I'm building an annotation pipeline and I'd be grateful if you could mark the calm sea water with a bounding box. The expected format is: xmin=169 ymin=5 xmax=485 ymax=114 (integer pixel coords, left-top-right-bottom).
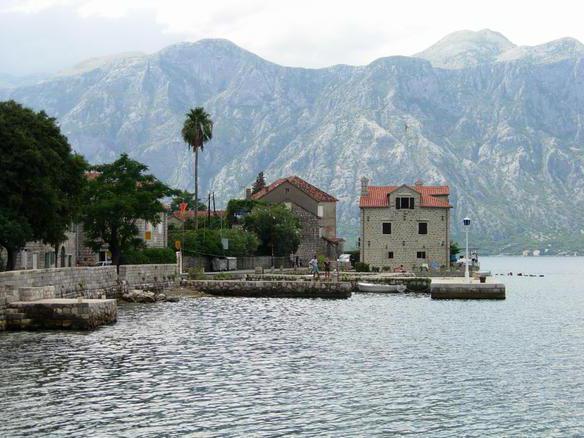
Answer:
xmin=1 ymin=257 xmax=583 ymax=437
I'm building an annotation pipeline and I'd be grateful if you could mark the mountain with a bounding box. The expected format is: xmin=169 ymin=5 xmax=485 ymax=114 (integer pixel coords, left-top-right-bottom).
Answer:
xmin=3 ymin=31 xmax=584 ymax=254
xmin=415 ymin=29 xmax=516 ymax=69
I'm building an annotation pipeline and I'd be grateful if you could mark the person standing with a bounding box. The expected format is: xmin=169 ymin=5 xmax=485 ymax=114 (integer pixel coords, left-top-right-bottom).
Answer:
xmin=324 ymin=258 xmax=331 ymax=280
xmin=309 ymin=255 xmax=320 ymax=280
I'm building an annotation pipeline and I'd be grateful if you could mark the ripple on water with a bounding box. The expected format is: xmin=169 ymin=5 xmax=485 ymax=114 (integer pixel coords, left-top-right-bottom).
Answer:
xmin=1 ymin=257 xmax=584 ymax=436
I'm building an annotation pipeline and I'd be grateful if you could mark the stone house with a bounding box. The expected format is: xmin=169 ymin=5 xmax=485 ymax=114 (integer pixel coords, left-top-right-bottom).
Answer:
xmin=250 ymin=176 xmax=344 ymax=263
xmin=359 ymin=178 xmax=451 ymax=270
xmin=9 ymin=215 xmax=168 ymax=270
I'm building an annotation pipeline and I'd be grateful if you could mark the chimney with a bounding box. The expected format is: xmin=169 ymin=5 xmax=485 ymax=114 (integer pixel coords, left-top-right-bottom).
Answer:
xmin=415 ymin=179 xmax=423 ymax=187
xmin=245 ymin=188 xmax=252 ymax=200
xmin=360 ymin=177 xmax=369 ymax=196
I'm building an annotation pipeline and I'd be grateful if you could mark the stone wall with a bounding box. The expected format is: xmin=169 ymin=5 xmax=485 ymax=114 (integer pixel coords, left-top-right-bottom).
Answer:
xmin=0 ymin=264 xmax=178 ymax=301
xmin=118 ymin=264 xmax=178 ymax=288
xmin=0 ymin=288 xmax=6 ymax=331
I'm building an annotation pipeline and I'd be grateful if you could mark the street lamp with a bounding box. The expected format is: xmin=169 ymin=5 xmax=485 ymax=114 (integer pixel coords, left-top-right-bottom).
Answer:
xmin=463 ymin=217 xmax=471 ymax=284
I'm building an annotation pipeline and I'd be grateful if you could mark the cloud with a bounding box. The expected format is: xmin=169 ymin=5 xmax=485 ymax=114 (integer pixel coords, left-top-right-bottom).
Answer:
xmin=2 ymin=0 xmax=584 ymax=75
xmin=0 ymin=5 xmax=187 ymax=75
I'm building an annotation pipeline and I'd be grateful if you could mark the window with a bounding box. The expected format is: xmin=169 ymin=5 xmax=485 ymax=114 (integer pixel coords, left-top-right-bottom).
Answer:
xmin=317 ymin=205 xmax=324 ymax=218
xmin=388 ymin=251 xmax=394 ymax=259
xmin=382 ymin=222 xmax=391 ymax=234
xmin=418 ymin=222 xmax=428 ymax=234
xmin=367 ymin=241 xmax=371 ymax=248
xmin=417 ymin=251 xmax=426 ymax=259
xmin=396 ymin=197 xmax=415 ymax=209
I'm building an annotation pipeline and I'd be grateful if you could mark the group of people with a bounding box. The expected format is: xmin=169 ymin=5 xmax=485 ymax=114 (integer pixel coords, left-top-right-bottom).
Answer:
xmin=308 ymin=255 xmax=333 ymax=280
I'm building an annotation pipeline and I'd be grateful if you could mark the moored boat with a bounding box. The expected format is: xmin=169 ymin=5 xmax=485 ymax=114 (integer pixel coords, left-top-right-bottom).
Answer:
xmin=357 ymin=282 xmax=407 ymax=293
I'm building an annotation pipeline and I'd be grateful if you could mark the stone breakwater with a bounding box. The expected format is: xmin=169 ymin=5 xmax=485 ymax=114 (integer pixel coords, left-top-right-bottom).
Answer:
xmin=1 ymin=285 xmax=117 ymax=330
xmin=7 ymin=299 xmax=117 ymax=330
xmin=186 ymin=280 xmax=352 ymax=299
xmin=0 ymin=264 xmax=178 ymax=331
xmin=243 ymin=274 xmax=432 ymax=292
xmin=431 ymin=283 xmax=506 ymax=300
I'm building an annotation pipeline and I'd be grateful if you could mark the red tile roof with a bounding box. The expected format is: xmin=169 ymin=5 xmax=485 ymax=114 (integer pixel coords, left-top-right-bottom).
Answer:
xmin=252 ymin=176 xmax=338 ymax=202
xmin=360 ymin=185 xmax=451 ymax=208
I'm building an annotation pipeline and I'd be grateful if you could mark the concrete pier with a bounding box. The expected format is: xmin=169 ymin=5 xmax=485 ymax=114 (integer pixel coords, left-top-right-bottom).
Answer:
xmin=431 ymin=282 xmax=506 ymax=300
xmin=186 ymin=280 xmax=352 ymax=299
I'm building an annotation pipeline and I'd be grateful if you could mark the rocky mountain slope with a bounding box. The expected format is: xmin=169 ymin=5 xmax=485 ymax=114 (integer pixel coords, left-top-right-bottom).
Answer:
xmin=3 ymin=30 xmax=584 ymax=254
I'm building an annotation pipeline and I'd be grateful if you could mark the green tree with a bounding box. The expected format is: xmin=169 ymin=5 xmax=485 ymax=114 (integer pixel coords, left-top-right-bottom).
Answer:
xmin=181 ymin=107 xmax=213 ymax=230
xmin=450 ymin=241 xmax=462 ymax=258
xmin=81 ymin=154 xmax=173 ymax=271
xmin=243 ymin=204 xmax=301 ymax=257
xmin=170 ymin=189 xmax=206 ymax=212
xmin=252 ymin=171 xmax=267 ymax=194
xmin=169 ymin=228 xmax=259 ymax=257
xmin=225 ymin=199 xmax=264 ymax=227
xmin=0 ymin=100 xmax=87 ymax=270
xmin=43 ymin=153 xmax=87 ymax=267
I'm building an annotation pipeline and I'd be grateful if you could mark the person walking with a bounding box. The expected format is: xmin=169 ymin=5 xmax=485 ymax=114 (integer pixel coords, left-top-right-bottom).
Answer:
xmin=309 ymin=255 xmax=320 ymax=280
xmin=324 ymin=258 xmax=331 ymax=280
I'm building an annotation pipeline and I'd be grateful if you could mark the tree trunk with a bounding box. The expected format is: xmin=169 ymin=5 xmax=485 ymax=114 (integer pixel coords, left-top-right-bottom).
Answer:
xmin=111 ymin=247 xmax=121 ymax=275
xmin=6 ymin=247 xmax=17 ymax=271
xmin=110 ymin=228 xmax=121 ymax=274
xmin=194 ymin=148 xmax=199 ymax=230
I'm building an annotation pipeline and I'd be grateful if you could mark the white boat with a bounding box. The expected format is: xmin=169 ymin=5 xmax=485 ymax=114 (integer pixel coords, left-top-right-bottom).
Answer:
xmin=357 ymin=282 xmax=407 ymax=293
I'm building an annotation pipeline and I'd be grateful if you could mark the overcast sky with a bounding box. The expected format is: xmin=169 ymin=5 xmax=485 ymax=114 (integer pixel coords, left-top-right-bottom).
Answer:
xmin=2 ymin=0 xmax=584 ymax=75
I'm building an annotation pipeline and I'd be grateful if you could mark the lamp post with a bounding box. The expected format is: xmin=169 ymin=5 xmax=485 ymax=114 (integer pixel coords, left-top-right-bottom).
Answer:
xmin=463 ymin=217 xmax=471 ymax=284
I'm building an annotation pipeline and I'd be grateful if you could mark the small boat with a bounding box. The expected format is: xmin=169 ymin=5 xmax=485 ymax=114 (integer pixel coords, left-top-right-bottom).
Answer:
xmin=357 ymin=282 xmax=407 ymax=293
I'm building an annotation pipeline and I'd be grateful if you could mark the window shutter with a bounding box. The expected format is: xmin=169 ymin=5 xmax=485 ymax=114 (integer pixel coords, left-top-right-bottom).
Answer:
xmin=395 ymin=197 xmax=400 ymax=209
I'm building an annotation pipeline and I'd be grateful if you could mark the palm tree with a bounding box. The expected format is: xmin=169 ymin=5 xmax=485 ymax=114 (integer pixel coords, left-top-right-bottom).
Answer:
xmin=182 ymin=107 xmax=213 ymax=229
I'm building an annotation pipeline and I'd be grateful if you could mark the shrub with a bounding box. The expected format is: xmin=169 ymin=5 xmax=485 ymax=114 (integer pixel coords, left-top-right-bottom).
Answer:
xmin=121 ymin=248 xmax=176 ymax=265
xmin=188 ymin=267 xmax=205 ymax=280
xmin=169 ymin=228 xmax=259 ymax=257
xmin=355 ymin=262 xmax=370 ymax=272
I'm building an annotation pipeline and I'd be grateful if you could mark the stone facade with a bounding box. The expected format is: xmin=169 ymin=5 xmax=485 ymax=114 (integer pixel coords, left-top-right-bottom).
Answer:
xmin=7 ymin=214 xmax=168 ymax=270
xmin=360 ymin=181 xmax=451 ymax=271
xmin=250 ymin=176 xmax=344 ymax=263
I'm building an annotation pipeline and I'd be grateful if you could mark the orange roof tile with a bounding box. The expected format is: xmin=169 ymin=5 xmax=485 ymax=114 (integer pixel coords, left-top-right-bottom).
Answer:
xmin=252 ymin=176 xmax=337 ymax=202
xmin=360 ymin=185 xmax=451 ymax=208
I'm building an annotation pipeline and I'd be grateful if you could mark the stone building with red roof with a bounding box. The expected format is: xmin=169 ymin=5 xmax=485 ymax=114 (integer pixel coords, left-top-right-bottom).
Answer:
xmin=359 ymin=177 xmax=451 ymax=270
xmin=249 ymin=176 xmax=344 ymax=263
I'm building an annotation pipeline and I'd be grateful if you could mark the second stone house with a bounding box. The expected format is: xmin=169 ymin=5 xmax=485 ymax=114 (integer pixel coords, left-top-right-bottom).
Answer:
xmin=250 ymin=176 xmax=344 ymax=263
xmin=359 ymin=178 xmax=451 ymax=271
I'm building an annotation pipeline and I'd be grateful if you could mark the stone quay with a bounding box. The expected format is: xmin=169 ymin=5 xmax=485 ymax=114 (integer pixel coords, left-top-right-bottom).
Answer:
xmin=186 ymin=279 xmax=352 ymax=299
xmin=2 ymin=285 xmax=117 ymax=330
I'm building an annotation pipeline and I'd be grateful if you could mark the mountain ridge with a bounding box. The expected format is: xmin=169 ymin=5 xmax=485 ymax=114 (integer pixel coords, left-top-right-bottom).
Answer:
xmin=3 ymin=30 xmax=584 ymax=254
